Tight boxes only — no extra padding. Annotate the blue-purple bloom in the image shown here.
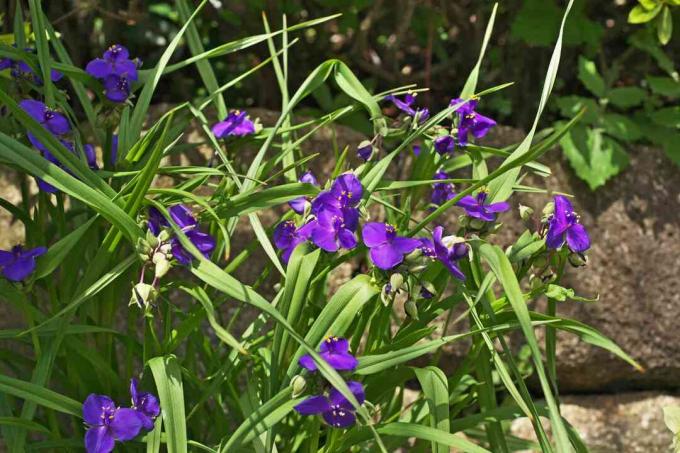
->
[362,222,421,270]
[20,99,70,136]
[457,189,509,222]
[82,394,143,453]
[273,220,314,263]
[211,110,256,138]
[385,93,429,123]
[294,380,365,428]
[431,169,455,207]
[419,226,467,281]
[434,134,455,155]
[0,245,47,281]
[0,48,63,84]
[309,208,358,253]
[86,44,139,103]
[357,141,373,161]
[450,97,496,146]
[299,336,358,372]
[129,379,160,431]
[148,205,216,265]
[546,195,590,253]
[289,171,318,214]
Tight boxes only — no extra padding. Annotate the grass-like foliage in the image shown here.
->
[0,1,640,452]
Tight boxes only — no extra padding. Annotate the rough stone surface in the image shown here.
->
[510,392,679,452]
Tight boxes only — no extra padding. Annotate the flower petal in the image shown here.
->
[361,222,388,247]
[1,256,37,281]
[0,250,13,266]
[337,228,357,250]
[298,354,317,371]
[329,380,365,408]
[322,351,358,371]
[295,395,331,415]
[545,221,566,250]
[390,237,421,255]
[110,408,143,441]
[566,223,590,253]
[86,59,112,79]
[485,201,510,213]
[311,226,339,253]
[85,426,115,453]
[19,99,47,122]
[82,394,115,426]
[322,408,356,428]
[369,243,403,270]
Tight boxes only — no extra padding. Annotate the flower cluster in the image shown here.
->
[0,245,46,282]
[20,99,98,192]
[545,195,590,254]
[294,336,365,428]
[431,169,456,207]
[385,93,429,125]
[0,48,63,85]
[82,378,159,453]
[86,44,140,103]
[449,97,496,147]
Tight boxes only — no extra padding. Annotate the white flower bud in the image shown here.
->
[291,375,307,398]
[130,283,157,308]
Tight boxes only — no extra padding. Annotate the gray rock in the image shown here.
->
[510,392,679,453]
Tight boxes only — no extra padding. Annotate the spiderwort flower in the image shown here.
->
[450,97,496,146]
[434,134,455,155]
[386,93,429,123]
[457,188,509,222]
[102,75,131,103]
[294,380,365,428]
[273,220,314,263]
[82,394,143,453]
[362,222,421,270]
[129,379,160,431]
[298,336,358,372]
[311,173,362,223]
[546,195,590,253]
[211,110,256,138]
[420,226,467,280]
[289,171,319,214]
[0,245,47,281]
[0,49,63,84]
[86,44,139,81]
[20,99,70,136]
[147,205,216,265]
[308,209,358,253]
[431,169,456,207]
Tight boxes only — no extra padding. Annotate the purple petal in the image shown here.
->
[331,173,362,207]
[485,201,510,213]
[129,379,140,406]
[322,351,358,371]
[45,112,70,135]
[298,354,317,371]
[545,222,566,250]
[295,395,331,415]
[85,426,115,453]
[186,230,216,255]
[0,250,13,266]
[337,229,357,250]
[168,204,197,229]
[443,259,466,281]
[361,222,388,247]
[113,59,138,80]
[328,380,365,408]
[299,171,318,186]
[171,239,192,265]
[456,195,478,210]
[322,408,356,428]
[471,113,496,138]
[274,221,296,250]
[82,394,115,426]
[390,237,421,255]
[104,44,130,62]
[369,243,403,270]
[2,256,38,281]
[566,223,590,252]
[84,144,98,169]
[36,178,59,193]
[86,59,112,79]
[288,197,307,214]
[434,135,455,154]
[103,75,130,103]
[319,337,349,354]
[24,246,47,258]
[553,195,573,225]
[19,99,47,122]
[110,408,143,441]
[311,225,340,252]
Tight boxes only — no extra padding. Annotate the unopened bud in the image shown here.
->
[405,300,419,319]
[519,204,534,221]
[405,247,423,262]
[469,219,486,230]
[130,283,157,308]
[529,274,542,291]
[154,257,171,279]
[291,375,307,397]
[408,263,427,273]
[568,252,588,268]
[389,273,404,292]
[135,238,152,256]
[381,283,394,306]
[421,281,436,297]
[158,230,171,243]
[542,201,555,219]
[160,243,172,255]
[459,215,470,227]
[145,229,159,249]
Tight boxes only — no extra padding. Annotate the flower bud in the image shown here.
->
[389,273,404,292]
[542,201,555,219]
[154,256,171,279]
[519,204,534,222]
[129,283,157,308]
[273,283,282,292]
[145,229,159,249]
[529,274,542,291]
[135,237,152,256]
[160,243,172,255]
[459,215,470,227]
[469,219,486,230]
[158,230,171,243]
[405,247,423,262]
[568,252,588,268]
[405,300,419,320]
[421,281,436,298]
[357,140,373,162]
[407,263,427,273]
[381,283,394,306]
[291,375,307,398]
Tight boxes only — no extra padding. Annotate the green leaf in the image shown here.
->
[607,86,647,108]
[34,217,97,280]
[628,3,662,23]
[650,106,680,128]
[647,76,680,97]
[377,423,490,453]
[657,6,673,45]
[460,3,498,98]
[577,56,606,97]
[413,367,451,453]
[0,374,81,417]
[561,126,629,190]
[148,356,187,453]
[602,113,642,141]
[555,96,599,123]
[0,417,51,434]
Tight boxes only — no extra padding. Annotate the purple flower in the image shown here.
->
[84,144,98,170]
[357,142,373,161]
[86,44,139,81]
[431,169,455,207]
[273,220,314,263]
[299,336,358,372]
[420,286,434,299]
[294,380,365,428]
[309,208,358,253]
[457,189,509,222]
[420,226,467,281]
[450,98,496,146]
[386,93,429,123]
[362,222,421,270]
[129,379,160,431]
[546,195,590,253]
[289,171,318,214]
[434,135,455,155]
[147,205,216,265]
[1,49,63,84]
[20,99,70,135]
[102,75,131,103]
[211,110,256,138]
[0,245,47,281]
[82,394,143,453]
[311,173,362,216]
[412,145,421,156]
